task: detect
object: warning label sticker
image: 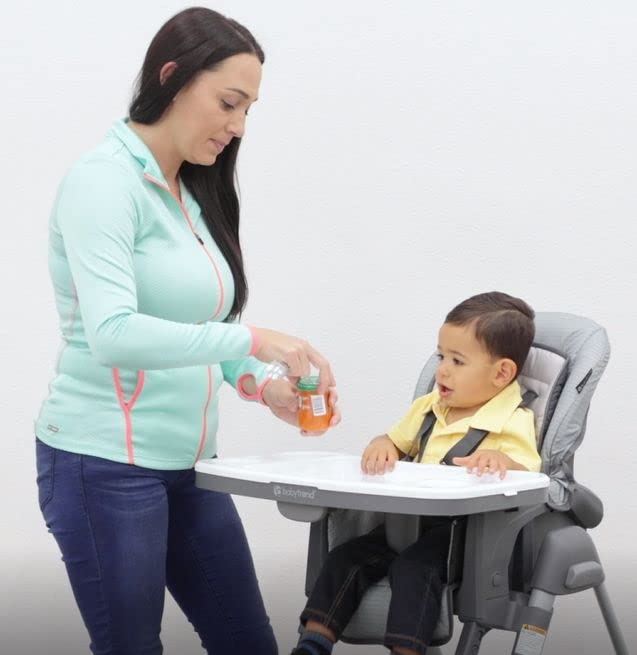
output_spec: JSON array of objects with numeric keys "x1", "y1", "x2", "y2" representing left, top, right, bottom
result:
[{"x1": 514, "y1": 624, "x2": 547, "y2": 655}]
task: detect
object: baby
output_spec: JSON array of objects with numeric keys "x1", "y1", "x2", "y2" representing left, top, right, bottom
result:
[{"x1": 291, "y1": 291, "x2": 542, "y2": 655}]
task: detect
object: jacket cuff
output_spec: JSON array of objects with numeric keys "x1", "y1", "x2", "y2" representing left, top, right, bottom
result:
[
  {"x1": 237, "y1": 373, "x2": 272, "y2": 405},
  {"x1": 247, "y1": 326, "x2": 260, "y2": 357}
]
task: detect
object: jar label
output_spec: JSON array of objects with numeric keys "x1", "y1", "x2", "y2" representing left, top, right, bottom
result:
[{"x1": 310, "y1": 394, "x2": 327, "y2": 416}]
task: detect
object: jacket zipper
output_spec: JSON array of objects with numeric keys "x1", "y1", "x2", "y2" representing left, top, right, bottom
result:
[
  {"x1": 143, "y1": 173, "x2": 225, "y2": 321},
  {"x1": 143, "y1": 172, "x2": 220, "y2": 460}
]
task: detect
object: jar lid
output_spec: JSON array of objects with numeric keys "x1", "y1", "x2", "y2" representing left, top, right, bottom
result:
[{"x1": 297, "y1": 375, "x2": 320, "y2": 391}]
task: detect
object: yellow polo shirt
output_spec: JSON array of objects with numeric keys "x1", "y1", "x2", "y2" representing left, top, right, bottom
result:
[{"x1": 387, "y1": 380, "x2": 541, "y2": 472}]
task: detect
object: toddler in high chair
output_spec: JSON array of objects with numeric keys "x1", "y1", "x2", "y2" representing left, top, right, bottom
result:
[{"x1": 291, "y1": 291, "x2": 542, "y2": 655}]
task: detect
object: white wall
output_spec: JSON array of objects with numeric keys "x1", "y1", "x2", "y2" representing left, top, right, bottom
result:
[{"x1": 1, "y1": 1, "x2": 635, "y2": 653}]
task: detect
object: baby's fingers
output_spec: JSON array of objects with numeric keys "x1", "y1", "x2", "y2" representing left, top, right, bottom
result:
[
  {"x1": 476, "y1": 454, "x2": 492, "y2": 476},
  {"x1": 365, "y1": 451, "x2": 380, "y2": 475},
  {"x1": 375, "y1": 453, "x2": 389, "y2": 475},
  {"x1": 497, "y1": 457, "x2": 507, "y2": 479},
  {"x1": 453, "y1": 455, "x2": 477, "y2": 473}
]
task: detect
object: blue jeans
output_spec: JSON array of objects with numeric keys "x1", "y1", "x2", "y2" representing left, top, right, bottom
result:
[{"x1": 36, "y1": 438, "x2": 278, "y2": 655}]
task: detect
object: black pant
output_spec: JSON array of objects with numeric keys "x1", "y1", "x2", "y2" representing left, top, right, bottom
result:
[{"x1": 300, "y1": 519, "x2": 452, "y2": 654}]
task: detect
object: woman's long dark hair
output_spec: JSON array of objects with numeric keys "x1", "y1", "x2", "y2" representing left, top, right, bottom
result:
[{"x1": 129, "y1": 7, "x2": 264, "y2": 321}]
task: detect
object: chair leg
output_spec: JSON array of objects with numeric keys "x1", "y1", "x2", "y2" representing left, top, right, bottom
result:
[
  {"x1": 510, "y1": 589, "x2": 554, "y2": 655},
  {"x1": 454, "y1": 622, "x2": 489, "y2": 655},
  {"x1": 594, "y1": 582, "x2": 629, "y2": 655}
]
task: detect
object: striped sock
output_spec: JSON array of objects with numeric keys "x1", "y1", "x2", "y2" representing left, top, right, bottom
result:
[{"x1": 293, "y1": 629, "x2": 334, "y2": 655}]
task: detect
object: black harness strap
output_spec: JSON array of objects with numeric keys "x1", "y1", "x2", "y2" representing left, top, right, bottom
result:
[{"x1": 412, "y1": 388, "x2": 538, "y2": 465}]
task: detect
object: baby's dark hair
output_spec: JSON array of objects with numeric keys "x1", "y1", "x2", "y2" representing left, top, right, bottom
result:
[{"x1": 445, "y1": 292, "x2": 535, "y2": 378}]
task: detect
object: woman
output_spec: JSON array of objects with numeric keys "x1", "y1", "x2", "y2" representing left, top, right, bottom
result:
[{"x1": 35, "y1": 7, "x2": 340, "y2": 654}]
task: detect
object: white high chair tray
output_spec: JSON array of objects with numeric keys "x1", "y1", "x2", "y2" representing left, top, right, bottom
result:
[{"x1": 195, "y1": 451, "x2": 550, "y2": 516}]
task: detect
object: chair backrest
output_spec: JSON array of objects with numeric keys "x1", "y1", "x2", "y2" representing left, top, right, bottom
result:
[{"x1": 411, "y1": 312, "x2": 610, "y2": 511}]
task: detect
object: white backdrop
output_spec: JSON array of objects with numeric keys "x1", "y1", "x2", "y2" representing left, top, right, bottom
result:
[{"x1": 2, "y1": 1, "x2": 636, "y2": 653}]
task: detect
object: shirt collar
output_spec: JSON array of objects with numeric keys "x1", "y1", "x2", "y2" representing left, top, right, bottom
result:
[
  {"x1": 108, "y1": 117, "x2": 169, "y2": 188},
  {"x1": 431, "y1": 379, "x2": 523, "y2": 434}
]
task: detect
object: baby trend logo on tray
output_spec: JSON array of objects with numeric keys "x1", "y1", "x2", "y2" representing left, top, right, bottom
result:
[{"x1": 272, "y1": 484, "x2": 317, "y2": 501}]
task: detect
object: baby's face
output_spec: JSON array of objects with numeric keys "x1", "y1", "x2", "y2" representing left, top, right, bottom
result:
[{"x1": 435, "y1": 322, "x2": 505, "y2": 410}]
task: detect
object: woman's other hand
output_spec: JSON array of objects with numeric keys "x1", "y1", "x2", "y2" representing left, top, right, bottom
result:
[
  {"x1": 261, "y1": 379, "x2": 341, "y2": 436},
  {"x1": 251, "y1": 327, "x2": 335, "y2": 393}
]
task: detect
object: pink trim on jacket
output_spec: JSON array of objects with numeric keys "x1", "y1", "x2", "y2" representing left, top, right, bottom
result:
[
  {"x1": 194, "y1": 366, "x2": 213, "y2": 463},
  {"x1": 237, "y1": 373, "x2": 271, "y2": 405},
  {"x1": 112, "y1": 369, "x2": 146, "y2": 464},
  {"x1": 247, "y1": 326, "x2": 260, "y2": 357},
  {"x1": 143, "y1": 173, "x2": 225, "y2": 320}
]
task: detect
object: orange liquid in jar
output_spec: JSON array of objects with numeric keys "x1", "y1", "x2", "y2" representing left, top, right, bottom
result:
[{"x1": 297, "y1": 376, "x2": 332, "y2": 433}]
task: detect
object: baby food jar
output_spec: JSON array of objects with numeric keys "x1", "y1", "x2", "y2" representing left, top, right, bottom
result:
[{"x1": 297, "y1": 376, "x2": 332, "y2": 433}]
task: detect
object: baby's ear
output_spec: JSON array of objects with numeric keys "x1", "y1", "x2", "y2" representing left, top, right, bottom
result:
[{"x1": 495, "y1": 358, "x2": 517, "y2": 387}]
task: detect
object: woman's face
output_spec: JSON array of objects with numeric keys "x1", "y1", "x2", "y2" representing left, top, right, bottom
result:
[{"x1": 168, "y1": 53, "x2": 262, "y2": 166}]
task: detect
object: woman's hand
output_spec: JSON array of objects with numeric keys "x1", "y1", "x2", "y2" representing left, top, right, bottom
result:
[
  {"x1": 360, "y1": 435, "x2": 402, "y2": 475},
  {"x1": 251, "y1": 327, "x2": 335, "y2": 393},
  {"x1": 261, "y1": 379, "x2": 341, "y2": 436}
]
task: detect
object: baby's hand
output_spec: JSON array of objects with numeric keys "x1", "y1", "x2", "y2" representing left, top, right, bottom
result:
[
  {"x1": 453, "y1": 450, "x2": 515, "y2": 480},
  {"x1": 361, "y1": 435, "x2": 401, "y2": 475}
]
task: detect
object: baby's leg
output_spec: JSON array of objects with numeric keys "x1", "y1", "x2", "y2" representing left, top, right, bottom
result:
[
  {"x1": 384, "y1": 521, "x2": 453, "y2": 655},
  {"x1": 297, "y1": 524, "x2": 394, "y2": 646},
  {"x1": 303, "y1": 619, "x2": 337, "y2": 642}
]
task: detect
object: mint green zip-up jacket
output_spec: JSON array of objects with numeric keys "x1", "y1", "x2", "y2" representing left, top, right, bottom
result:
[{"x1": 35, "y1": 118, "x2": 269, "y2": 469}]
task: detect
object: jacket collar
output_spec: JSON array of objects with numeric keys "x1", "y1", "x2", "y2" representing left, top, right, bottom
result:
[{"x1": 108, "y1": 117, "x2": 170, "y2": 189}]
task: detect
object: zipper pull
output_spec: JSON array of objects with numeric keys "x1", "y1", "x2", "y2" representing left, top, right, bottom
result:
[{"x1": 194, "y1": 232, "x2": 204, "y2": 245}]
